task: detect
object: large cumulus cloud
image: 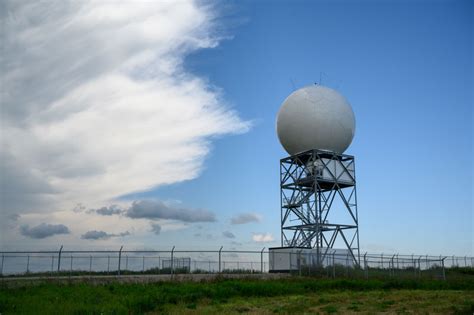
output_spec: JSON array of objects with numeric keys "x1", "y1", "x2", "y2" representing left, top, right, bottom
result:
[{"x1": 0, "y1": 0, "x2": 250, "y2": 223}]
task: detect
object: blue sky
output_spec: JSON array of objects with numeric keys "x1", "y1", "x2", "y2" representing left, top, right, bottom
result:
[
  {"x1": 130, "y1": 0, "x2": 473, "y2": 254},
  {"x1": 1, "y1": 0, "x2": 472, "y2": 255}
]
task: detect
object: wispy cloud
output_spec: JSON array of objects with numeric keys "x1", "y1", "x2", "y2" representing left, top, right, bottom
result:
[
  {"x1": 81, "y1": 230, "x2": 130, "y2": 240},
  {"x1": 252, "y1": 233, "x2": 274, "y2": 243},
  {"x1": 125, "y1": 200, "x2": 216, "y2": 222},
  {"x1": 222, "y1": 231, "x2": 235, "y2": 239},
  {"x1": 88, "y1": 205, "x2": 124, "y2": 216},
  {"x1": 231, "y1": 213, "x2": 262, "y2": 225},
  {"x1": 150, "y1": 223, "x2": 162, "y2": 235},
  {"x1": 72, "y1": 204, "x2": 86, "y2": 213},
  {"x1": 0, "y1": 1, "x2": 250, "y2": 219},
  {"x1": 20, "y1": 223, "x2": 70, "y2": 239},
  {"x1": 8, "y1": 214, "x2": 20, "y2": 222}
]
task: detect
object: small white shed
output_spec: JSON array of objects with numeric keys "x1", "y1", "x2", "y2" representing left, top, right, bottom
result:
[{"x1": 268, "y1": 247, "x2": 354, "y2": 272}]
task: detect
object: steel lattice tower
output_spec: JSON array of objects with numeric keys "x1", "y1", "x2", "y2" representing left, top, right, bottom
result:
[{"x1": 280, "y1": 149, "x2": 360, "y2": 266}]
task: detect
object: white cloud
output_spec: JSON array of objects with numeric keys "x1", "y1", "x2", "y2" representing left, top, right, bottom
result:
[
  {"x1": 0, "y1": 0, "x2": 250, "y2": 223},
  {"x1": 252, "y1": 233, "x2": 274, "y2": 243}
]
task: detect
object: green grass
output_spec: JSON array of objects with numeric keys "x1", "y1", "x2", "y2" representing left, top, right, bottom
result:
[{"x1": 1, "y1": 278, "x2": 473, "y2": 314}]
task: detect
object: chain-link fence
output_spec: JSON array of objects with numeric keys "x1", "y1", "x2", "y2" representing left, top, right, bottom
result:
[
  {"x1": 0, "y1": 248, "x2": 267, "y2": 276},
  {"x1": 0, "y1": 247, "x2": 472, "y2": 280}
]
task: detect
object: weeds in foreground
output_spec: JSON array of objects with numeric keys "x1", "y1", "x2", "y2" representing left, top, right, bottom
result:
[{"x1": 0, "y1": 278, "x2": 473, "y2": 314}]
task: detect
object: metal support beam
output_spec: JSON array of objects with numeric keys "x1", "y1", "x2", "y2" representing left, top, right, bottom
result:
[{"x1": 279, "y1": 149, "x2": 360, "y2": 266}]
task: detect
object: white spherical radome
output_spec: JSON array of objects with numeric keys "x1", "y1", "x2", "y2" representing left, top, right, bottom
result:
[{"x1": 276, "y1": 85, "x2": 355, "y2": 155}]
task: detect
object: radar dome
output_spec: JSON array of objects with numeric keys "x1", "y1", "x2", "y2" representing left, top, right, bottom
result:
[{"x1": 276, "y1": 85, "x2": 355, "y2": 155}]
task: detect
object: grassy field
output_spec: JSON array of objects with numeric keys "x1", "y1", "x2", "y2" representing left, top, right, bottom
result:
[{"x1": 1, "y1": 277, "x2": 473, "y2": 314}]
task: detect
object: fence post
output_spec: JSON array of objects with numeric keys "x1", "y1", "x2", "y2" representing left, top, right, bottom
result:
[
  {"x1": 125, "y1": 256, "x2": 128, "y2": 271},
  {"x1": 325, "y1": 252, "x2": 329, "y2": 277},
  {"x1": 289, "y1": 251, "x2": 292, "y2": 273},
  {"x1": 218, "y1": 246, "x2": 223, "y2": 273},
  {"x1": 70, "y1": 256, "x2": 73, "y2": 275},
  {"x1": 381, "y1": 253, "x2": 383, "y2": 269},
  {"x1": 441, "y1": 257, "x2": 446, "y2": 280},
  {"x1": 89, "y1": 255, "x2": 92, "y2": 274},
  {"x1": 118, "y1": 245, "x2": 123, "y2": 276},
  {"x1": 142, "y1": 256, "x2": 145, "y2": 273},
  {"x1": 325, "y1": 253, "x2": 329, "y2": 277},
  {"x1": 364, "y1": 252, "x2": 368, "y2": 279},
  {"x1": 171, "y1": 246, "x2": 175, "y2": 276},
  {"x1": 27, "y1": 255, "x2": 30, "y2": 273},
  {"x1": 57, "y1": 245, "x2": 63, "y2": 272},
  {"x1": 298, "y1": 249, "x2": 303, "y2": 276},
  {"x1": 465, "y1": 256, "x2": 467, "y2": 267},
  {"x1": 1, "y1": 253, "x2": 4, "y2": 275},
  {"x1": 260, "y1": 247, "x2": 265, "y2": 273},
  {"x1": 107, "y1": 256, "x2": 110, "y2": 274},
  {"x1": 396, "y1": 253, "x2": 399, "y2": 270},
  {"x1": 332, "y1": 251, "x2": 336, "y2": 278},
  {"x1": 390, "y1": 254, "x2": 395, "y2": 277},
  {"x1": 417, "y1": 256, "x2": 422, "y2": 277},
  {"x1": 345, "y1": 253, "x2": 349, "y2": 277}
]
